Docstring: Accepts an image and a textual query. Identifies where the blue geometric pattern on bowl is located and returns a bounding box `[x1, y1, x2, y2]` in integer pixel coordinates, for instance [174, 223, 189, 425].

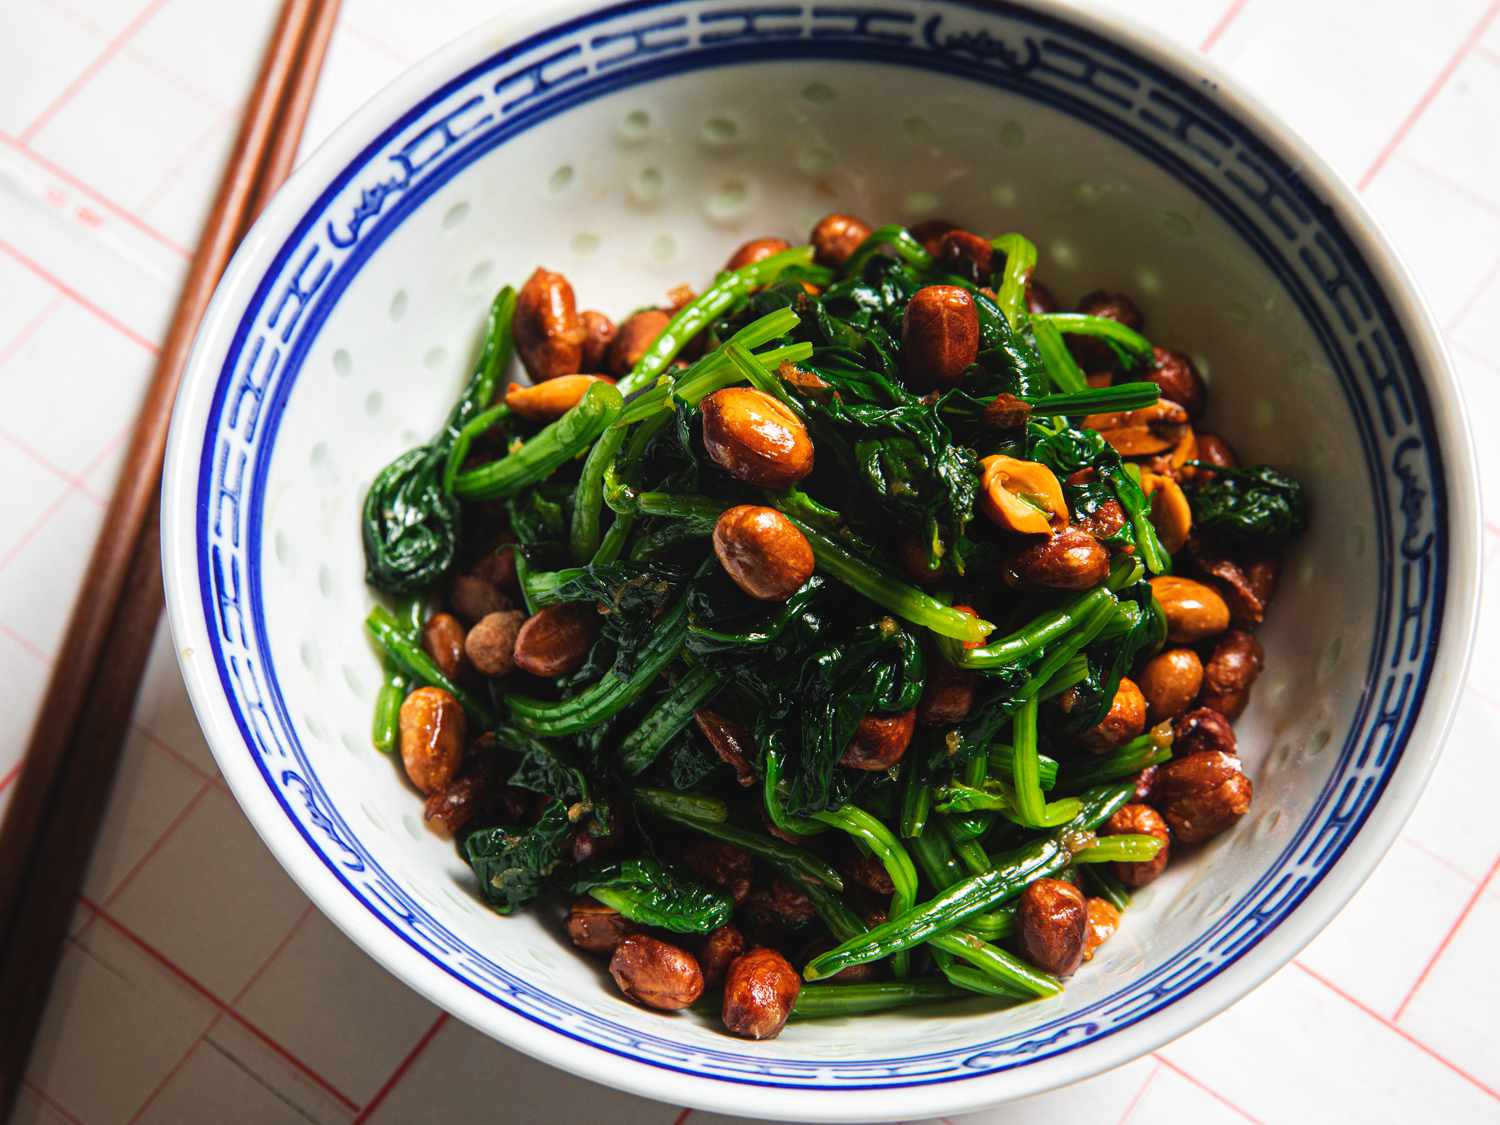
[193, 0, 1447, 1088]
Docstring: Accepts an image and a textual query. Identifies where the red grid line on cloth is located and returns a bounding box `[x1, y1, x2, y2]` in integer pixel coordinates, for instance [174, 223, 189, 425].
[71, 897, 362, 1112]
[1115, 1060, 1161, 1124]
[1392, 852, 1500, 1021]
[0, 621, 50, 667]
[351, 1013, 449, 1123]
[131, 722, 215, 783]
[1445, 251, 1500, 333]
[1152, 1052, 1261, 1122]
[671, 1108, 693, 1125]
[1292, 960, 1500, 1102]
[0, 761, 24, 797]
[230, 904, 315, 1006]
[1200, 0, 1249, 52]
[124, 1012, 225, 1125]
[0, 292, 64, 368]
[19, 0, 170, 143]
[1399, 153, 1500, 221]
[0, 240, 160, 353]
[0, 489, 74, 574]
[99, 780, 215, 908]
[1398, 832, 1486, 888]
[134, 108, 241, 220]
[0, 430, 107, 506]
[0, 133, 191, 259]
[22, 1080, 88, 1125]
[1359, 0, 1500, 190]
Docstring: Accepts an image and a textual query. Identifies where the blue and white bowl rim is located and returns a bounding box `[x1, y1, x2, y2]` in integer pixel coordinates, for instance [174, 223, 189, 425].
[162, 0, 1480, 1114]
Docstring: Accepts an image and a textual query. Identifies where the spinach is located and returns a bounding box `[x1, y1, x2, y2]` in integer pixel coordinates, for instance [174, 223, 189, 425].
[571, 857, 732, 933]
[463, 800, 572, 914]
[1188, 465, 1308, 545]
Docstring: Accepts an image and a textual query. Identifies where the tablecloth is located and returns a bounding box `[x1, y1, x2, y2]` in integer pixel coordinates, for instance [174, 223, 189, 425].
[2, 1, 1498, 1122]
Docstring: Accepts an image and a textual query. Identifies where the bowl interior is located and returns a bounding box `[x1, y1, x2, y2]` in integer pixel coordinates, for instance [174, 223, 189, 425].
[169, 1, 1457, 1117]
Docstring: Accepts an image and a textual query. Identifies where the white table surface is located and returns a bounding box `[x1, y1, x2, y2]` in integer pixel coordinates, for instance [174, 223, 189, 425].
[3, 1, 1499, 1122]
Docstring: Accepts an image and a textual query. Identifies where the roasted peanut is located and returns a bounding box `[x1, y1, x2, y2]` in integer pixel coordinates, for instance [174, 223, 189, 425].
[1071, 289, 1145, 370]
[840, 709, 917, 771]
[1134, 764, 1159, 801]
[423, 754, 505, 834]
[464, 609, 524, 678]
[1175, 706, 1237, 758]
[472, 536, 518, 592]
[1104, 802, 1171, 887]
[1018, 878, 1088, 977]
[712, 505, 815, 601]
[683, 839, 753, 905]
[515, 267, 585, 382]
[1083, 400, 1191, 457]
[1190, 548, 1267, 627]
[1200, 629, 1264, 719]
[1148, 346, 1206, 417]
[1245, 556, 1279, 607]
[571, 813, 625, 865]
[699, 925, 747, 988]
[845, 849, 896, 895]
[1150, 576, 1230, 642]
[513, 603, 598, 677]
[902, 285, 980, 389]
[979, 455, 1068, 535]
[448, 572, 510, 623]
[609, 934, 704, 1011]
[693, 708, 757, 787]
[1083, 677, 1147, 750]
[567, 897, 636, 955]
[723, 948, 800, 1039]
[742, 878, 817, 932]
[726, 236, 792, 271]
[700, 387, 814, 488]
[606, 308, 671, 377]
[421, 612, 466, 680]
[579, 309, 616, 372]
[908, 218, 961, 255]
[504, 374, 614, 422]
[398, 686, 465, 794]
[1192, 433, 1237, 482]
[1082, 897, 1121, 962]
[898, 535, 945, 586]
[1004, 525, 1110, 590]
[1027, 280, 1058, 316]
[936, 229, 996, 282]
[1153, 750, 1252, 844]
[918, 657, 975, 724]
[810, 212, 872, 267]
[1137, 648, 1204, 722]
[1074, 498, 1126, 541]
[1142, 471, 1192, 555]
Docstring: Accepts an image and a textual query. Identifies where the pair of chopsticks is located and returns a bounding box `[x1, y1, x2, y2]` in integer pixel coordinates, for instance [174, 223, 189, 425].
[0, 0, 341, 1113]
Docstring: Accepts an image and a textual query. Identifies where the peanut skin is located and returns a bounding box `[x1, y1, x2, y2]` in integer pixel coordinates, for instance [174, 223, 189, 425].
[700, 387, 814, 489]
[464, 609, 523, 678]
[840, 709, 917, 771]
[579, 309, 615, 372]
[1153, 750, 1252, 844]
[1148, 345, 1206, 417]
[1004, 526, 1110, 590]
[810, 212, 872, 267]
[514, 267, 585, 382]
[421, 612, 465, 681]
[566, 898, 635, 955]
[1137, 648, 1204, 723]
[726, 236, 791, 271]
[722, 948, 800, 1039]
[712, 505, 814, 600]
[1104, 802, 1171, 887]
[1083, 676, 1148, 750]
[1018, 878, 1088, 977]
[513, 603, 598, 678]
[607, 308, 671, 377]
[902, 285, 979, 389]
[1150, 576, 1231, 642]
[398, 687, 465, 795]
[609, 934, 704, 1010]
[698, 925, 747, 988]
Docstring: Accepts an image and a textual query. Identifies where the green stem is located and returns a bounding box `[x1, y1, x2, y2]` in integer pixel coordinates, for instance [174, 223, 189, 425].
[1034, 312, 1154, 367]
[618, 246, 815, 395]
[568, 422, 629, 562]
[442, 403, 511, 493]
[1031, 316, 1090, 394]
[365, 606, 494, 726]
[928, 929, 1061, 998]
[452, 382, 623, 501]
[790, 979, 968, 1019]
[1011, 695, 1046, 827]
[632, 787, 727, 823]
[1072, 834, 1164, 863]
[504, 598, 687, 735]
[618, 664, 723, 775]
[990, 233, 1037, 328]
[949, 586, 1112, 670]
[842, 224, 936, 275]
[1020, 382, 1160, 416]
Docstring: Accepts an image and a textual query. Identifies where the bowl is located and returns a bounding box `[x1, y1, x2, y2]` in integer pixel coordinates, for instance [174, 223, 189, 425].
[160, 0, 1480, 1118]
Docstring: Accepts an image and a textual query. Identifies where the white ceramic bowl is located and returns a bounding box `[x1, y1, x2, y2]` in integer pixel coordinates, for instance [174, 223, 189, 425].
[160, 1, 1480, 1119]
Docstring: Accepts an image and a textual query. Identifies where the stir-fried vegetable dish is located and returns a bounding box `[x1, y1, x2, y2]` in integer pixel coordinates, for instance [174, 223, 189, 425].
[360, 214, 1307, 1038]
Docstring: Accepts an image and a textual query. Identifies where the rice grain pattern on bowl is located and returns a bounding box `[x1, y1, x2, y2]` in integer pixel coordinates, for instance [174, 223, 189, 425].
[160, 1, 1479, 1119]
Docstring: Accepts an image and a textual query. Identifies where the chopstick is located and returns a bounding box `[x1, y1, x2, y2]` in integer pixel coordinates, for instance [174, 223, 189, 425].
[0, 0, 341, 1113]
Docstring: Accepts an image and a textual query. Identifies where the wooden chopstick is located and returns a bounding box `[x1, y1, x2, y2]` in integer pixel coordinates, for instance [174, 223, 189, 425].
[0, 0, 341, 1113]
